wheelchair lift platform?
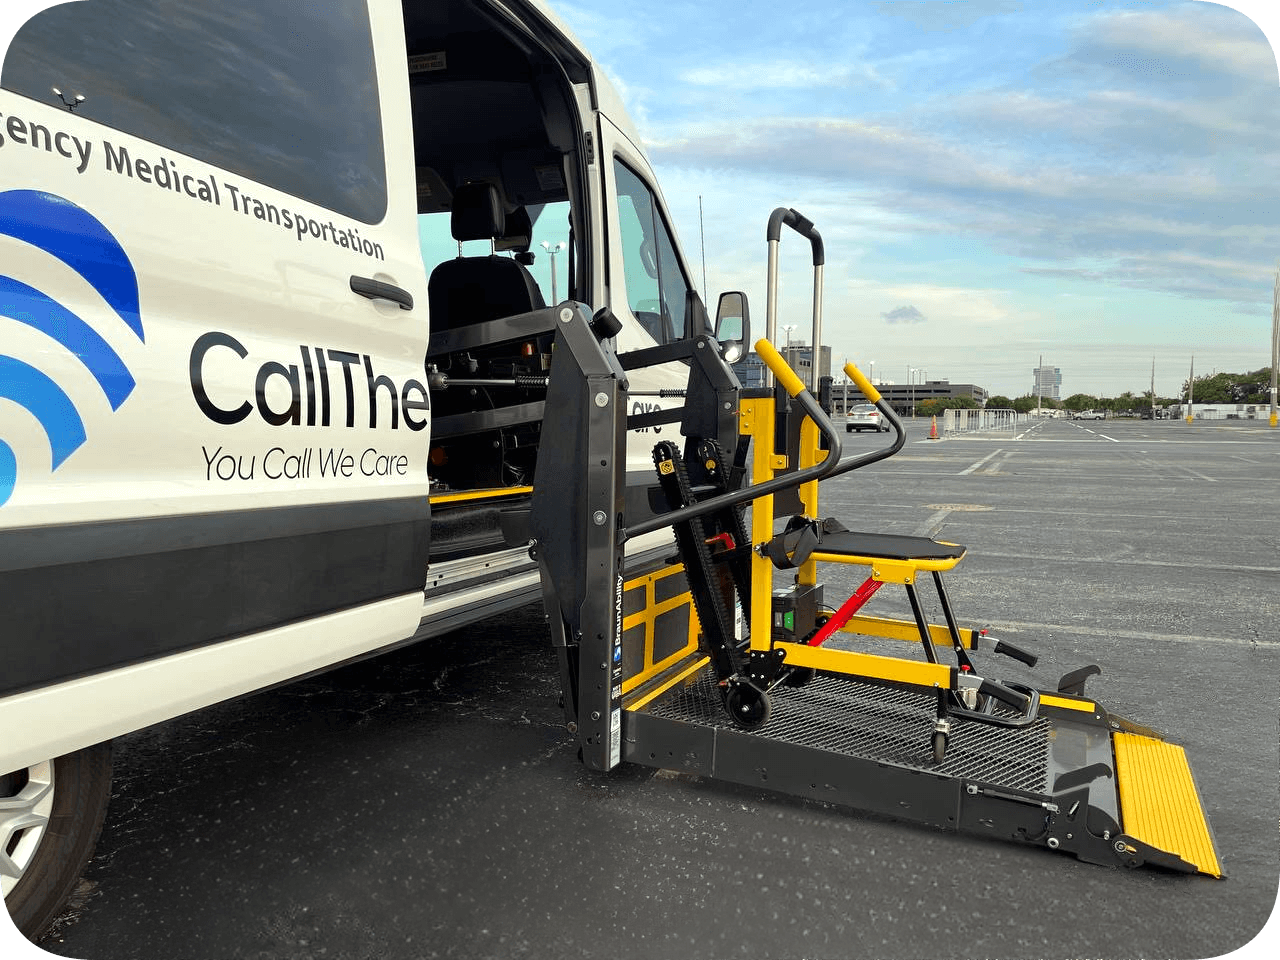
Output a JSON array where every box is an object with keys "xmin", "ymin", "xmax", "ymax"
[
  {"xmin": 524, "ymin": 218, "xmax": 1222, "ymax": 880},
  {"xmin": 624, "ymin": 662, "xmax": 1220, "ymax": 877}
]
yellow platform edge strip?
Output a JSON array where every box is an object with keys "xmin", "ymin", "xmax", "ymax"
[
  {"xmin": 1113, "ymin": 731, "xmax": 1222, "ymax": 877},
  {"xmin": 626, "ymin": 656, "xmax": 711, "ymax": 711},
  {"xmin": 431, "ymin": 485, "xmax": 533, "ymax": 505}
]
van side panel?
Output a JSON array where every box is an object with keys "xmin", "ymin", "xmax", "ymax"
[
  {"xmin": 0, "ymin": 2, "xmax": 429, "ymax": 699},
  {"xmin": 0, "ymin": 499, "xmax": 429, "ymax": 697}
]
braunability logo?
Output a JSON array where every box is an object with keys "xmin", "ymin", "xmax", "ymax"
[{"xmin": 0, "ymin": 189, "xmax": 144, "ymax": 506}]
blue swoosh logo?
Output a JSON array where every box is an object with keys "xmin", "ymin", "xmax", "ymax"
[
  {"xmin": 0, "ymin": 355, "xmax": 87, "ymax": 470},
  {"xmin": 0, "ymin": 192, "xmax": 144, "ymax": 507},
  {"xmin": 0, "ymin": 189, "xmax": 143, "ymax": 341}
]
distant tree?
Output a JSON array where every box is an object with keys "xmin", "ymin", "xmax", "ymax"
[
  {"xmin": 1229, "ymin": 367, "xmax": 1273, "ymax": 403},
  {"xmin": 1112, "ymin": 391, "xmax": 1139, "ymax": 414},
  {"xmin": 919, "ymin": 397, "xmax": 980, "ymax": 418},
  {"xmin": 1011, "ymin": 395, "xmax": 1038, "ymax": 414},
  {"xmin": 985, "ymin": 395, "xmax": 1014, "ymax": 409},
  {"xmin": 1177, "ymin": 368, "xmax": 1275, "ymax": 405},
  {"xmin": 1182, "ymin": 372, "xmax": 1232, "ymax": 404},
  {"xmin": 918, "ymin": 398, "xmax": 946, "ymax": 418},
  {"xmin": 1063, "ymin": 393, "xmax": 1097, "ymax": 412}
]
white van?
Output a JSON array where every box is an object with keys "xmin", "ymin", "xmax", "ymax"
[{"xmin": 0, "ymin": 0, "xmax": 730, "ymax": 937}]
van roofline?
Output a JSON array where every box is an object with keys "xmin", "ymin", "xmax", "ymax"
[{"xmin": 501, "ymin": 0, "xmax": 651, "ymax": 166}]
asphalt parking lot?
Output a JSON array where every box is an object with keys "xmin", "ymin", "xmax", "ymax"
[{"xmin": 21, "ymin": 417, "xmax": 1280, "ymax": 960}]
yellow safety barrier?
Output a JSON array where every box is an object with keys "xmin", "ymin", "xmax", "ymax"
[
  {"xmin": 755, "ymin": 338, "xmax": 806, "ymax": 397},
  {"xmin": 843, "ymin": 361, "xmax": 881, "ymax": 405}
]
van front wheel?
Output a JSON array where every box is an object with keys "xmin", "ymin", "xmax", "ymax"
[{"xmin": 2, "ymin": 742, "xmax": 113, "ymax": 941}]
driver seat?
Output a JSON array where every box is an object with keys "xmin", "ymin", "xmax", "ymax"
[{"xmin": 428, "ymin": 182, "xmax": 546, "ymax": 332}]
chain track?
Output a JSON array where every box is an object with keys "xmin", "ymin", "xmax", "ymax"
[{"xmin": 653, "ymin": 440, "xmax": 742, "ymax": 680}]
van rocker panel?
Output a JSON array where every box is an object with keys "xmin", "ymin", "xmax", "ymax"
[{"xmin": 0, "ymin": 497, "xmax": 429, "ymax": 697}]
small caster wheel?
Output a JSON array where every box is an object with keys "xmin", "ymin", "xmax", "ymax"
[
  {"xmin": 931, "ymin": 730, "xmax": 949, "ymax": 764},
  {"xmin": 724, "ymin": 682, "xmax": 772, "ymax": 730}
]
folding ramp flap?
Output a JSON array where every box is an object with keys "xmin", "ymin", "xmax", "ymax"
[{"xmin": 1113, "ymin": 732, "xmax": 1223, "ymax": 877}]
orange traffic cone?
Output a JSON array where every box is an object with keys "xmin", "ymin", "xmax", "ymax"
[{"xmin": 929, "ymin": 416, "xmax": 939, "ymax": 440}]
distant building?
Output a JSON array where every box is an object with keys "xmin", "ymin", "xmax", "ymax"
[
  {"xmin": 781, "ymin": 342, "xmax": 831, "ymax": 389},
  {"xmin": 731, "ymin": 352, "xmax": 766, "ymax": 389},
  {"xmin": 836, "ymin": 379, "xmax": 988, "ymax": 415},
  {"xmin": 1033, "ymin": 364, "xmax": 1062, "ymax": 400},
  {"xmin": 732, "ymin": 342, "xmax": 830, "ymax": 392}
]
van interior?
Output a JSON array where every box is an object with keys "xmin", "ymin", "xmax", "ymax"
[{"xmin": 402, "ymin": 0, "xmax": 589, "ymax": 497}]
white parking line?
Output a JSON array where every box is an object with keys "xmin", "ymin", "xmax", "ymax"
[
  {"xmin": 1097, "ymin": 432, "xmax": 1119, "ymax": 442},
  {"xmin": 1181, "ymin": 467, "xmax": 1218, "ymax": 482},
  {"xmin": 982, "ymin": 618, "xmax": 1275, "ymax": 648},
  {"xmin": 913, "ymin": 509, "xmax": 952, "ymax": 538},
  {"xmin": 958, "ymin": 449, "xmax": 1003, "ymax": 475},
  {"xmin": 1011, "ymin": 421, "xmax": 1045, "ymax": 441}
]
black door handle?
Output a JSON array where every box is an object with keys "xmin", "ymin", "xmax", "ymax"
[{"xmin": 350, "ymin": 275, "xmax": 414, "ymax": 310}]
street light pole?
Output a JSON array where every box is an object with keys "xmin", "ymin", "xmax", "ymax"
[
  {"xmin": 1271, "ymin": 263, "xmax": 1278, "ymax": 428},
  {"xmin": 1037, "ymin": 354, "xmax": 1042, "ymax": 417},
  {"xmin": 1150, "ymin": 357, "xmax": 1156, "ymax": 419},
  {"xmin": 539, "ymin": 240, "xmax": 566, "ymax": 304},
  {"xmin": 1186, "ymin": 355, "xmax": 1195, "ymax": 424}
]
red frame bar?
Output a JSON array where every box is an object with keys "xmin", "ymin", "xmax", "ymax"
[{"xmin": 807, "ymin": 576, "xmax": 884, "ymax": 646}]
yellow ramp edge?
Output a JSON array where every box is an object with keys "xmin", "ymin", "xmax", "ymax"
[{"xmin": 1113, "ymin": 732, "xmax": 1222, "ymax": 877}]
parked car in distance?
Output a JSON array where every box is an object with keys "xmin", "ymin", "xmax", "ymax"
[
  {"xmin": 846, "ymin": 403, "xmax": 889, "ymax": 432},
  {"xmin": 1072, "ymin": 410, "xmax": 1105, "ymax": 420}
]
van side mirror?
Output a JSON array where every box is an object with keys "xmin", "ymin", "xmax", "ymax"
[{"xmin": 714, "ymin": 291, "xmax": 750, "ymax": 363}]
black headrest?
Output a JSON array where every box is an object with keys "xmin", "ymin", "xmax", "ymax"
[
  {"xmin": 451, "ymin": 182, "xmax": 504, "ymax": 242},
  {"xmin": 495, "ymin": 206, "xmax": 533, "ymax": 252}
]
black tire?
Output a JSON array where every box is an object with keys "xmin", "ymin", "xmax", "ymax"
[
  {"xmin": 723, "ymin": 682, "xmax": 771, "ymax": 730},
  {"xmin": 931, "ymin": 730, "xmax": 948, "ymax": 764},
  {"xmin": 3, "ymin": 742, "xmax": 113, "ymax": 941}
]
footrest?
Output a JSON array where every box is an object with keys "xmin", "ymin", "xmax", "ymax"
[{"xmin": 1058, "ymin": 664, "xmax": 1102, "ymax": 695}]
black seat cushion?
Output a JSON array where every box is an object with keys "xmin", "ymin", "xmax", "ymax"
[
  {"xmin": 766, "ymin": 515, "xmax": 965, "ymax": 568},
  {"xmin": 429, "ymin": 185, "xmax": 546, "ymax": 330},
  {"xmin": 812, "ymin": 530, "xmax": 965, "ymax": 562},
  {"xmin": 428, "ymin": 256, "xmax": 546, "ymax": 331}
]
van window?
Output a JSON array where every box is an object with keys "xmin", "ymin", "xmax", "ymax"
[
  {"xmin": 418, "ymin": 200, "xmax": 572, "ymax": 306},
  {"xmin": 613, "ymin": 159, "xmax": 691, "ymax": 343},
  {"xmin": 1, "ymin": 0, "xmax": 386, "ymax": 224}
]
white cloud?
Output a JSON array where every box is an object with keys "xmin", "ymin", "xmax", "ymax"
[
  {"xmin": 871, "ymin": 0, "xmax": 1026, "ymax": 33},
  {"xmin": 881, "ymin": 304, "xmax": 926, "ymax": 324},
  {"xmin": 562, "ymin": 0, "xmax": 1280, "ymax": 395},
  {"xmin": 1089, "ymin": 5, "xmax": 1278, "ymax": 81},
  {"xmin": 680, "ymin": 60, "xmax": 892, "ymax": 91}
]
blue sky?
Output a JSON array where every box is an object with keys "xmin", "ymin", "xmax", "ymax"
[{"xmin": 554, "ymin": 0, "xmax": 1280, "ymax": 399}]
